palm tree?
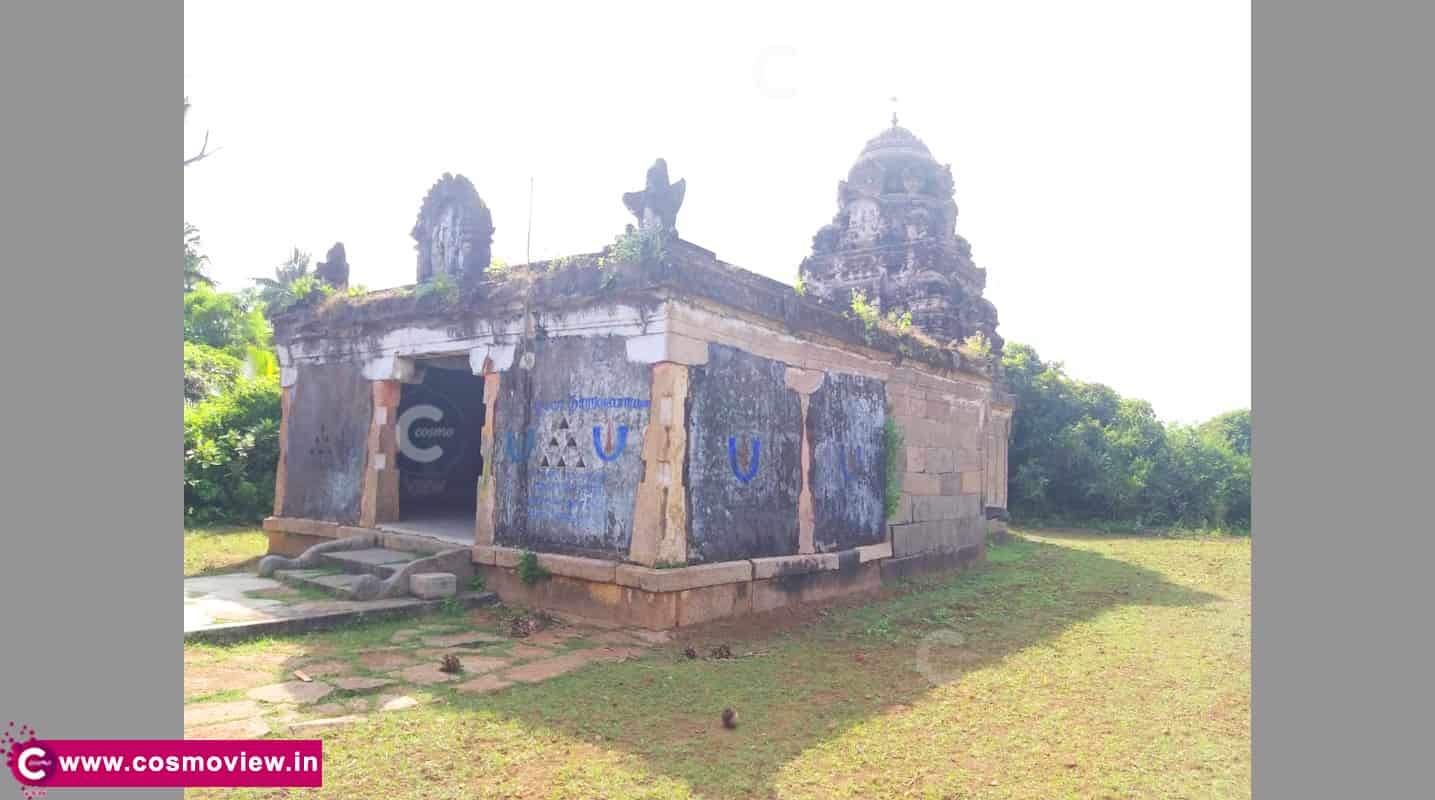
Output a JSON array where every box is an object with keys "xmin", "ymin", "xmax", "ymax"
[
  {"xmin": 253, "ymin": 248, "xmax": 313, "ymax": 312},
  {"xmin": 184, "ymin": 222, "xmax": 214, "ymax": 291}
]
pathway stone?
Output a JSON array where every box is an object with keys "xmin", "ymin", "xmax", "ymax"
[
  {"xmin": 296, "ymin": 660, "xmax": 351, "ymax": 677},
  {"xmin": 184, "ymin": 700, "xmax": 262, "ymax": 729},
  {"xmin": 358, "ymin": 651, "xmax": 417, "ymax": 671},
  {"xmin": 502, "ymin": 649, "xmax": 628, "ymax": 684},
  {"xmin": 455, "ymin": 674, "xmax": 513, "ymax": 695},
  {"xmin": 377, "ymin": 695, "xmax": 419, "ymax": 712},
  {"xmin": 332, "ymin": 676, "xmax": 396, "ymax": 692},
  {"xmin": 247, "ymin": 680, "xmax": 334, "ymax": 704},
  {"xmin": 186, "ymin": 717, "xmax": 270, "ymax": 739},
  {"xmin": 421, "ymin": 632, "xmax": 507, "ymax": 648},
  {"xmin": 450, "ymin": 655, "xmax": 510, "ymax": 674},
  {"xmin": 289, "ymin": 715, "xmax": 364, "ymax": 734},
  {"xmin": 185, "ymin": 665, "xmax": 273, "ymax": 698},
  {"xmin": 390, "ymin": 629, "xmax": 422, "ymax": 644},
  {"xmin": 393, "ymin": 663, "xmax": 460, "ymax": 685},
  {"xmin": 623, "ymin": 629, "xmax": 671, "ymax": 645}
]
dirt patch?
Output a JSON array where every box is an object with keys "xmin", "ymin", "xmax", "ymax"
[
  {"xmin": 184, "ymin": 665, "xmax": 273, "ymax": 698},
  {"xmin": 358, "ymin": 651, "xmax": 418, "ymax": 671},
  {"xmin": 455, "ymin": 674, "xmax": 514, "ymax": 695}
]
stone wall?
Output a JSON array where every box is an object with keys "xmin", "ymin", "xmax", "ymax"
[
  {"xmin": 269, "ymin": 253, "xmax": 1012, "ymax": 623},
  {"xmin": 493, "ymin": 336, "xmax": 653, "ymax": 559}
]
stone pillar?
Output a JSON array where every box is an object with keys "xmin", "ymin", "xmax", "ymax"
[
  {"xmin": 359, "ymin": 380, "xmax": 401, "ymax": 527},
  {"xmin": 474, "ymin": 370, "xmax": 501, "ymax": 546},
  {"xmin": 784, "ymin": 367, "xmax": 825, "ymax": 554},
  {"xmin": 272, "ymin": 385, "xmax": 292, "ymax": 516},
  {"xmin": 629, "ymin": 363, "xmax": 690, "ymax": 566}
]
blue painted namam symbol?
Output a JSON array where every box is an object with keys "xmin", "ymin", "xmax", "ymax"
[
  {"xmin": 728, "ymin": 436, "xmax": 761, "ymax": 484},
  {"xmin": 838, "ymin": 446, "xmax": 864, "ymax": 483},
  {"xmin": 504, "ymin": 428, "xmax": 535, "ymax": 461},
  {"xmin": 592, "ymin": 423, "xmax": 629, "ymax": 462}
]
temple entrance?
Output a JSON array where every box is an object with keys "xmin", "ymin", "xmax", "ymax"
[{"xmin": 386, "ymin": 358, "xmax": 484, "ymax": 545}]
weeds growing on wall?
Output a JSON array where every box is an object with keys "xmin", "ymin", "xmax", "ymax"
[
  {"xmin": 517, "ymin": 551, "xmax": 551, "ymax": 585},
  {"xmin": 415, "ymin": 271, "xmax": 460, "ymax": 305},
  {"xmin": 849, "ymin": 289, "xmax": 880, "ymax": 336},
  {"xmin": 882, "ymin": 410, "xmax": 905, "ymax": 519}
]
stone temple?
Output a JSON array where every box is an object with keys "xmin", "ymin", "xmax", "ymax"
[{"xmin": 261, "ymin": 124, "xmax": 1013, "ymax": 629}]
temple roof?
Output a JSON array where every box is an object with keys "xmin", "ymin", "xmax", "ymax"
[{"xmin": 856, "ymin": 124, "xmax": 935, "ymax": 164}]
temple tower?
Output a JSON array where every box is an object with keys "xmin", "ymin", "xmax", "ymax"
[{"xmin": 799, "ymin": 121, "xmax": 1002, "ymax": 353}]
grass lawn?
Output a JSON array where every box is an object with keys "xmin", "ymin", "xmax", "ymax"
[
  {"xmin": 184, "ymin": 526, "xmax": 268, "ymax": 576},
  {"xmin": 187, "ymin": 529, "xmax": 1250, "ymax": 798}
]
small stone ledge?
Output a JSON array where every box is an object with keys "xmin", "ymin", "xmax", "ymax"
[
  {"xmin": 537, "ymin": 552, "xmax": 618, "ymax": 583},
  {"xmin": 750, "ymin": 553, "xmax": 839, "ymax": 580},
  {"xmin": 855, "ymin": 542, "xmax": 893, "ymax": 562},
  {"xmin": 472, "ymin": 545, "xmax": 525, "ymax": 568},
  {"xmin": 263, "ymin": 516, "xmax": 340, "ymax": 538},
  {"xmin": 616, "ymin": 561, "xmax": 753, "ymax": 592}
]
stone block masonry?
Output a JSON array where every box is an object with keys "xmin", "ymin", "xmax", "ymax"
[{"xmin": 267, "ymin": 141, "xmax": 1012, "ymax": 626}]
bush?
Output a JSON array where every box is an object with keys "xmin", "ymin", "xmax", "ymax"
[
  {"xmin": 184, "ymin": 341, "xmax": 244, "ymax": 404},
  {"xmin": 1003, "ymin": 342, "xmax": 1251, "ymax": 532},
  {"xmin": 184, "ymin": 377, "xmax": 282, "ymax": 525}
]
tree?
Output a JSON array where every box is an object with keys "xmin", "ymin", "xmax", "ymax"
[
  {"xmin": 183, "ymin": 96, "xmax": 220, "ymax": 167},
  {"xmin": 184, "ymin": 222, "xmax": 214, "ymax": 291},
  {"xmin": 253, "ymin": 248, "xmax": 316, "ymax": 313}
]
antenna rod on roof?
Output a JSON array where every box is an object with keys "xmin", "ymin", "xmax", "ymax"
[{"xmin": 525, "ymin": 176, "xmax": 534, "ymax": 267}]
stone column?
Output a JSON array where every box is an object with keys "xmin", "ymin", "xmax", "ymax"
[
  {"xmin": 474, "ymin": 370, "xmax": 501, "ymax": 546},
  {"xmin": 784, "ymin": 366, "xmax": 825, "ymax": 555},
  {"xmin": 359, "ymin": 380, "xmax": 401, "ymax": 527},
  {"xmin": 272, "ymin": 385, "xmax": 292, "ymax": 516},
  {"xmin": 629, "ymin": 363, "xmax": 690, "ymax": 566}
]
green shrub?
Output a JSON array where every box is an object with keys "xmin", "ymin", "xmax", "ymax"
[
  {"xmin": 517, "ymin": 551, "xmax": 551, "ymax": 585},
  {"xmin": 184, "ymin": 377, "xmax": 282, "ymax": 525},
  {"xmin": 882, "ymin": 411, "xmax": 905, "ymax": 519},
  {"xmin": 184, "ymin": 342, "xmax": 245, "ymax": 404}
]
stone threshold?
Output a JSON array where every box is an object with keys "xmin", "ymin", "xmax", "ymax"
[{"xmin": 185, "ymin": 591, "xmax": 499, "ymax": 644}]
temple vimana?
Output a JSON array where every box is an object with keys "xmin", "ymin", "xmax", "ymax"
[{"xmin": 260, "ymin": 121, "xmax": 1014, "ymax": 628}]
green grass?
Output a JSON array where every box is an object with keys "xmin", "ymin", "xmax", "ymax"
[
  {"xmin": 184, "ymin": 526, "xmax": 268, "ymax": 576},
  {"xmin": 187, "ymin": 529, "xmax": 1250, "ymax": 798}
]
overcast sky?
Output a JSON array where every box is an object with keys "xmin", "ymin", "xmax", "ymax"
[{"xmin": 184, "ymin": 1, "xmax": 1249, "ymax": 424}]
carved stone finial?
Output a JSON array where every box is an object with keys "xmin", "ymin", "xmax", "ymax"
[
  {"xmin": 316, "ymin": 242, "xmax": 349, "ymax": 290},
  {"xmin": 412, "ymin": 173, "xmax": 494, "ymax": 285},
  {"xmin": 622, "ymin": 158, "xmax": 686, "ymax": 237}
]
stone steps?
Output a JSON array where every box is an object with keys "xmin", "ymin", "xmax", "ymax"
[
  {"xmin": 318, "ymin": 547, "xmax": 421, "ymax": 579},
  {"xmin": 274, "ymin": 569, "xmax": 374, "ymax": 600}
]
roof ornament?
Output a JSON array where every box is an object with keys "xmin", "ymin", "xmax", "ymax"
[{"xmin": 622, "ymin": 158, "xmax": 686, "ymax": 238}]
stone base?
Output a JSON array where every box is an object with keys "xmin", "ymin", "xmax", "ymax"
[
  {"xmin": 478, "ymin": 542, "xmax": 982, "ymax": 630},
  {"xmin": 266, "ymin": 530, "xmax": 330, "ymax": 558},
  {"xmin": 265, "ymin": 515, "xmax": 988, "ymax": 630}
]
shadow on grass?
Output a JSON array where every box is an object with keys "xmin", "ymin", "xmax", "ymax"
[{"xmin": 454, "ymin": 534, "xmax": 1222, "ymax": 796}]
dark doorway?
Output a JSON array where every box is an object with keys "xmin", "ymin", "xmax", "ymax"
[{"xmin": 393, "ymin": 361, "xmax": 485, "ymax": 542}]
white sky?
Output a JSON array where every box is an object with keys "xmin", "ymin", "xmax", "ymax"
[{"xmin": 184, "ymin": 1, "xmax": 1249, "ymax": 424}]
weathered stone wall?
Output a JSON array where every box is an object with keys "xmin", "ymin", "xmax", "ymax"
[
  {"xmin": 685, "ymin": 345, "xmax": 803, "ymax": 563},
  {"xmin": 280, "ymin": 363, "xmax": 373, "ymax": 525},
  {"xmin": 271, "ymin": 262, "xmax": 1012, "ymax": 573},
  {"xmin": 807, "ymin": 371, "xmax": 887, "ymax": 551},
  {"xmin": 493, "ymin": 336, "xmax": 653, "ymax": 559}
]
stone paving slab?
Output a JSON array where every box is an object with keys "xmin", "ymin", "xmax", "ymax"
[
  {"xmin": 455, "ymin": 674, "xmax": 514, "ymax": 695},
  {"xmin": 247, "ymin": 680, "xmax": 335, "ymax": 704},
  {"xmin": 332, "ymin": 676, "xmax": 396, "ymax": 692},
  {"xmin": 421, "ymin": 631, "xmax": 507, "ymax": 648},
  {"xmin": 393, "ymin": 663, "xmax": 461, "ymax": 685},
  {"xmin": 358, "ymin": 650, "xmax": 417, "ymax": 671},
  {"xmin": 186, "ymin": 717, "xmax": 270, "ymax": 740},
  {"xmin": 501, "ymin": 647, "xmax": 641, "ymax": 684},
  {"xmin": 184, "ymin": 572, "xmax": 498, "ymax": 641},
  {"xmin": 506, "ymin": 644, "xmax": 555, "ymax": 661},
  {"xmin": 377, "ymin": 695, "xmax": 419, "ymax": 712},
  {"xmin": 184, "ymin": 700, "xmax": 262, "ymax": 729}
]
